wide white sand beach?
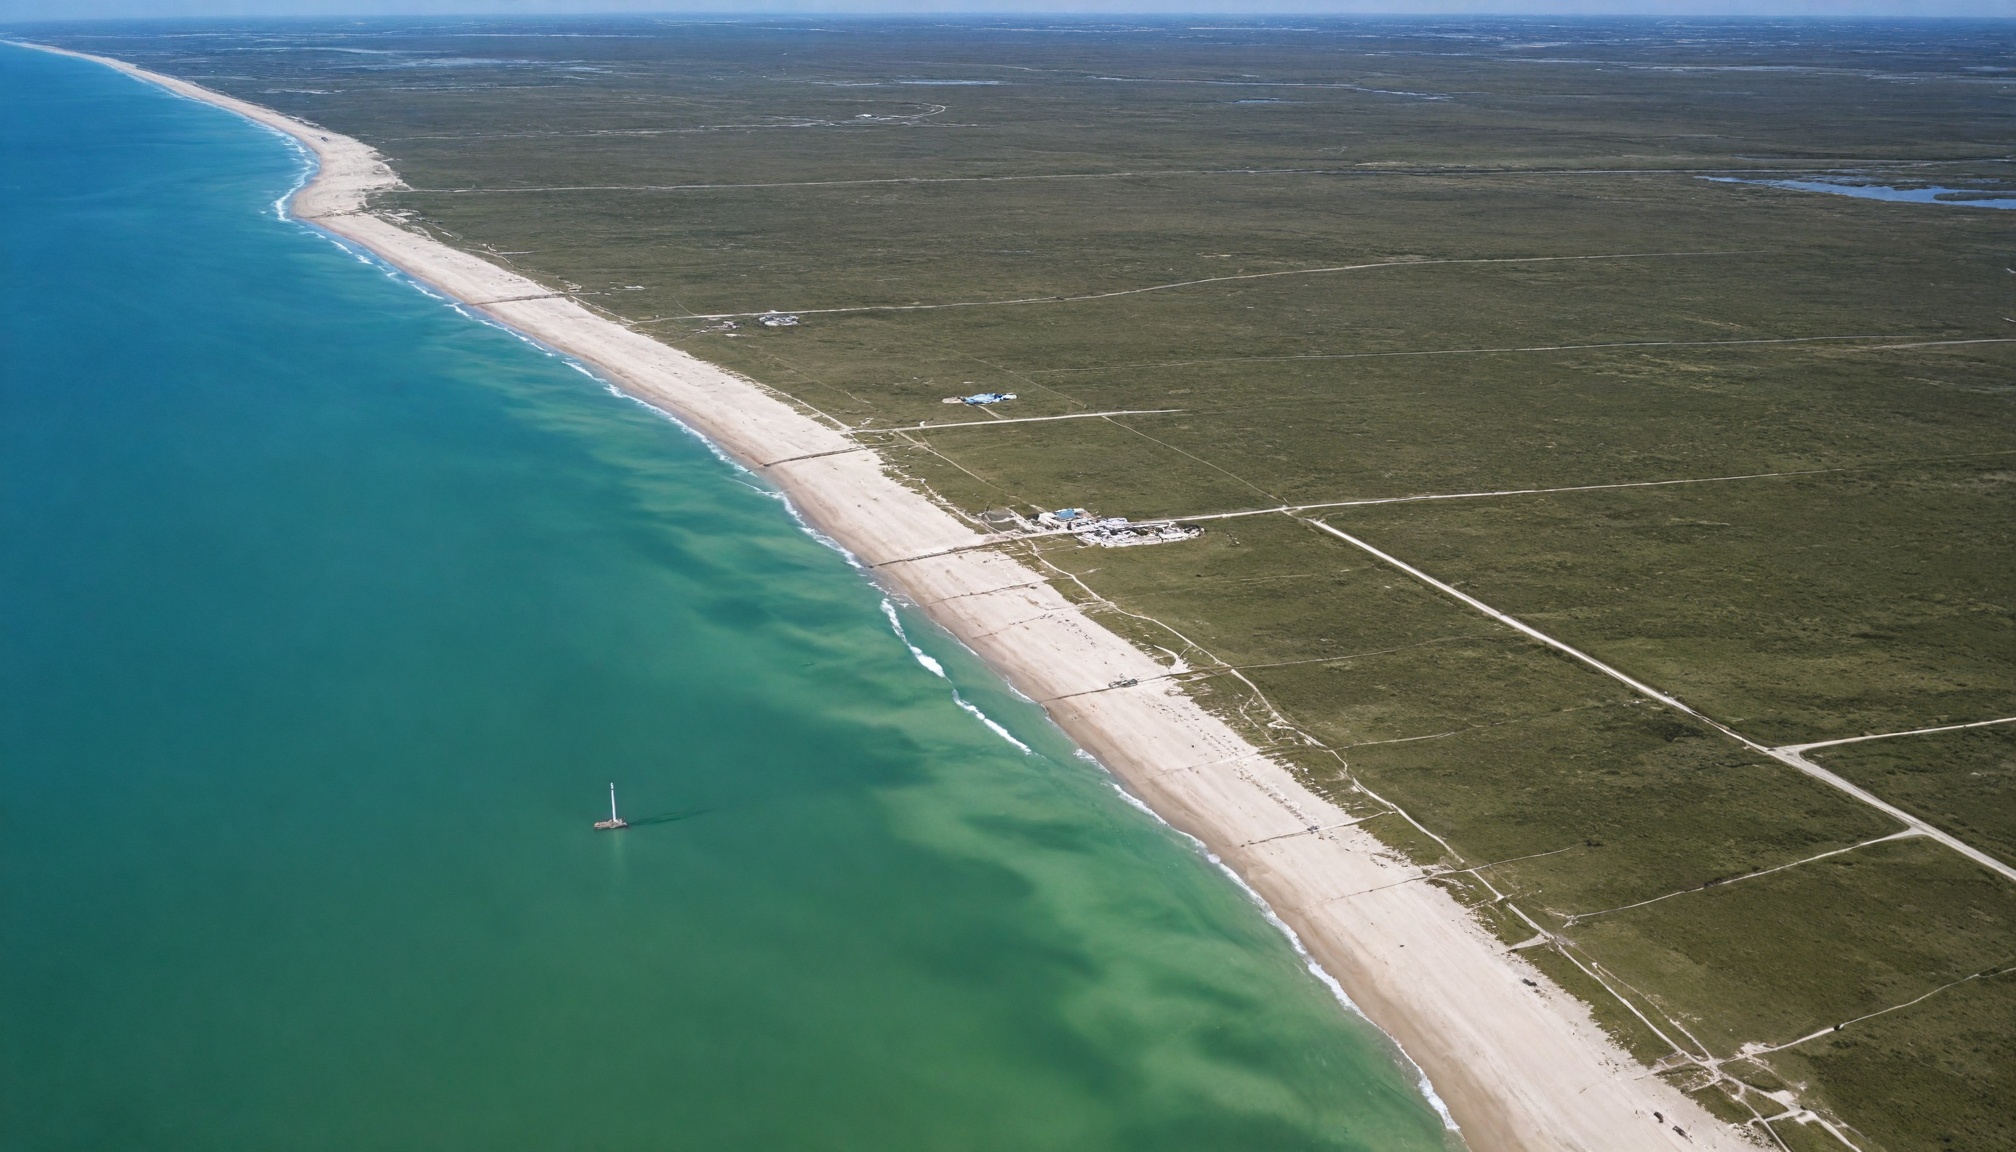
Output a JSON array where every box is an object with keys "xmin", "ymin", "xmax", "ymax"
[{"xmin": 39, "ymin": 43, "xmax": 1757, "ymax": 1152}]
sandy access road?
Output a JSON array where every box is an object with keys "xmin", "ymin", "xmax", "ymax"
[{"xmin": 36, "ymin": 44, "xmax": 1757, "ymax": 1152}]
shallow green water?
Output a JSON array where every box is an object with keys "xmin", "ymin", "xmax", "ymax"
[{"xmin": 0, "ymin": 46, "xmax": 1453, "ymax": 1151}]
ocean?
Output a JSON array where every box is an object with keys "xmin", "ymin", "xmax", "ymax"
[{"xmin": 0, "ymin": 45, "xmax": 1452, "ymax": 1151}]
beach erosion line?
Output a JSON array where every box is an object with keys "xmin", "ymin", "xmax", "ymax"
[{"xmin": 15, "ymin": 39, "xmax": 1754, "ymax": 1152}]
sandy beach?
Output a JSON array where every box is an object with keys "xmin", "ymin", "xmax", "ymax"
[{"xmin": 39, "ymin": 44, "xmax": 1757, "ymax": 1152}]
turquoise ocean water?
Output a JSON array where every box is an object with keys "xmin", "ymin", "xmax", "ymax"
[{"xmin": 0, "ymin": 46, "xmax": 1452, "ymax": 1151}]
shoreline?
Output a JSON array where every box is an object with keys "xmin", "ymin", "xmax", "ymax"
[{"xmin": 30, "ymin": 42, "xmax": 1751, "ymax": 1152}]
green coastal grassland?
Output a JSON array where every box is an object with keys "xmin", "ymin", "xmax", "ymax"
[{"xmin": 42, "ymin": 18, "xmax": 2016, "ymax": 1149}]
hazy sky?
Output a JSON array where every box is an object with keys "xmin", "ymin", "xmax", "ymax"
[{"xmin": 3, "ymin": 0, "xmax": 2009, "ymax": 22}]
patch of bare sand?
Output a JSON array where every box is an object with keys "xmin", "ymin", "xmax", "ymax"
[{"xmin": 39, "ymin": 44, "xmax": 1758, "ymax": 1152}]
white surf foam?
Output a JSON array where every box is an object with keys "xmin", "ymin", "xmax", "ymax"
[{"xmin": 1078, "ymin": 751, "xmax": 1461, "ymax": 1133}]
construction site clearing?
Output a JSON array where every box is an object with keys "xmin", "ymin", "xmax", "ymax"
[{"xmin": 983, "ymin": 507, "xmax": 1205, "ymax": 548}]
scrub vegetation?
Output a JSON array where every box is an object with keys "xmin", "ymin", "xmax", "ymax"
[{"xmin": 36, "ymin": 16, "xmax": 2015, "ymax": 1149}]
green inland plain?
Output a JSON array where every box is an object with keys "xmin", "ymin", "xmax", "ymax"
[{"xmin": 33, "ymin": 17, "xmax": 2015, "ymax": 1151}]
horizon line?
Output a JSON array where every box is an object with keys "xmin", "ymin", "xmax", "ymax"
[{"xmin": 8, "ymin": 7, "xmax": 2016, "ymax": 21}]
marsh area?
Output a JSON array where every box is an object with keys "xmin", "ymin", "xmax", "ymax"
[{"xmin": 1702, "ymin": 176, "xmax": 2016, "ymax": 209}]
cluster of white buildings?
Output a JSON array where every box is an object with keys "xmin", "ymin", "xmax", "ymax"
[{"xmin": 1026, "ymin": 507, "xmax": 1203, "ymax": 548}]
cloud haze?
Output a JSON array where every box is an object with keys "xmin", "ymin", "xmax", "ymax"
[{"xmin": 5, "ymin": 0, "xmax": 2013, "ymax": 20}]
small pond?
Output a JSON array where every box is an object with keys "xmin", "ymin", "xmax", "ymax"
[{"xmin": 1702, "ymin": 176, "xmax": 2016, "ymax": 210}]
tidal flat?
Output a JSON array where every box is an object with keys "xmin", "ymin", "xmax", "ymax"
[{"xmin": 26, "ymin": 17, "xmax": 2015, "ymax": 1150}]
